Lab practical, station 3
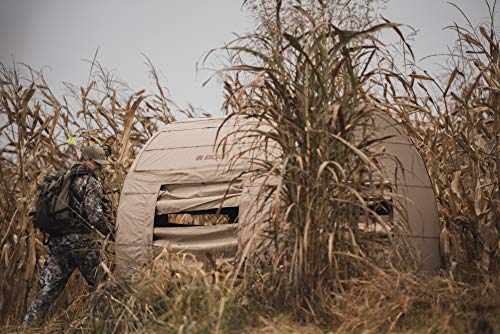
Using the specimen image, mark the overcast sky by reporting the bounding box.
[0,0,491,116]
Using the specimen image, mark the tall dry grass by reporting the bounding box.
[0,60,172,325]
[0,0,498,332]
[219,0,499,327]
[221,0,425,319]
[61,253,255,333]
[373,2,500,276]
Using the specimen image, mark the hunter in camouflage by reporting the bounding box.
[23,145,111,326]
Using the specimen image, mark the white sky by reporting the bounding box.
[0,0,491,116]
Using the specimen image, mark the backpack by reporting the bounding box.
[34,169,79,236]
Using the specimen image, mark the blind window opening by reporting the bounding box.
[154,207,239,228]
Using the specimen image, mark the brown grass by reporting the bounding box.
[0,59,172,325]
[219,0,499,328]
[0,0,498,332]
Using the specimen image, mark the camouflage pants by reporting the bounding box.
[23,234,101,326]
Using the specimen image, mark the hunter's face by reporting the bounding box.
[93,161,103,170]
[84,158,102,171]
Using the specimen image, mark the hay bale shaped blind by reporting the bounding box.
[115,115,440,277]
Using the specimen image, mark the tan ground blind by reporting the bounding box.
[115,115,440,278]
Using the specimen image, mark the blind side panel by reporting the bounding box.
[153,225,237,259]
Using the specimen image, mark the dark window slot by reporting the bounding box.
[367,199,393,216]
[154,207,239,227]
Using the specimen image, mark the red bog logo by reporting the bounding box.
[195,154,226,161]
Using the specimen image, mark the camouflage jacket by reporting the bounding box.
[69,163,110,236]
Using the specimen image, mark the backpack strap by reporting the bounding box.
[67,165,97,233]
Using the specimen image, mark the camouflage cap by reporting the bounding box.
[82,145,110,165]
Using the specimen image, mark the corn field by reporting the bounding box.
[1,0,499,333]
[0,59,173,325]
